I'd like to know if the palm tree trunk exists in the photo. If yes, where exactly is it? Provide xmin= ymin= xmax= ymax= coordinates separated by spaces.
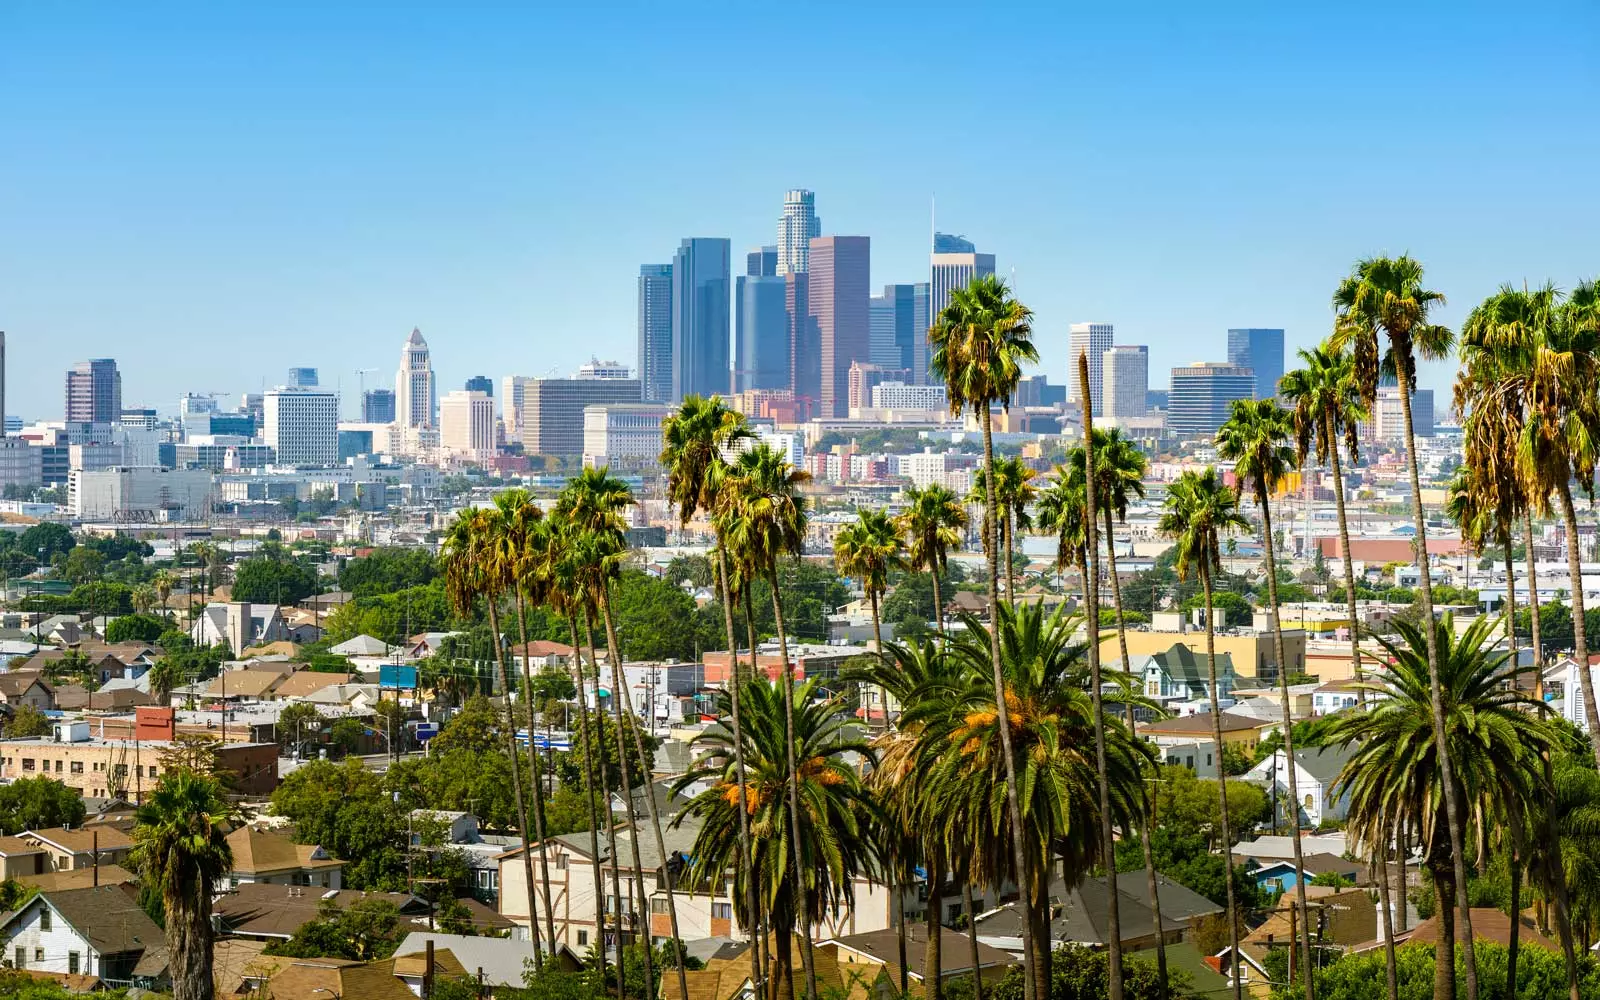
xmin=979 ymin=416 xmax=1036 ymax=1000
xmin=717 ymin=546 xmax=763 ymax=997
xmin=1003 ymin=513 xmax=1016 ymax=604
xmin=567 ymin=613 xmax=609 ymax=984
xmin=1255 ymin=490 xmax=1316 ymax=1000
xmin=1507 ymin=831 xmax=1521 ymax=998
xmin=488 ymin=600 xmax=544 ymax=970
xmin=594 ymin=601 xmax=655 ymax=1000
xmin=931 ymin=564 xmax=945 ymax=641
xmin=1556 ymin=482 xmax=1600 ymax=769
xmin=582 ymin=613 xmax=624 ymax=997
xmin=925 ymin=842 xmax=944 ymax=1000
xmin=599 ymin=584 xmax=687 ymax=1000
xmin=740 ymin=584 xmax=773 ymax=988
xmin=1525 ymin=510 xmax=1544 ymax=686
xmin=1393 ymin=355 xmax=1479 ymax=1000
xmin=870 ymin=587 xmax=888 ymax=732
xmin=768 ymin=566 xmax=818 ymax=1000
xmin=1202 ymin=568 xmax=1243 ymax=1000
xmin=891 ymin=843 xmax=909 ymax=996
xmin=1105 ymin=506 xmax=1168 ymax=998
xmin=1541 ymin=753 xmax=1583 ymax=1000
xmin=167 ymin=891 xmax=216 ymax=1000
xmin=1433 ymin=858 xmax=1457 ymax=1000
xmin=515 ymin=591 xmax=558 ymax=961
xmin=962 ymin=873 xmax=984 ymax=1000
xmin=1078 ymin=362 xmax=1122 ymax=1000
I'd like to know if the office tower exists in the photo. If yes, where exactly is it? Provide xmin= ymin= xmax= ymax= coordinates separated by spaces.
xmin=786 ymin=273 xmax=819 ymax=415
xmin=747 ymin=246 xmax=778 ymax=278
xmin=808 ymin=236 xmax=871 ymax=419
xmin=0 ymin=332 xmax=6 ymax=438
xmin=737 ymin=272 xmax=790 ymax=393
xmin=65 ymin=359 xmax=122 ymax=424
xmin=516 ymin=369 xmax=642 ymax=457
xmin=440 ymin=390 xmax=497 ymax=462
xmin=1372 ymin=386 xmax=1435 ymax=442
xmin=1227 ymin=328 xmax=1286 ymax=399
xmin=777 ymin=190 xmax=821 ymax=276
xmin=868 ymin=284 xmax=928 ymax=377
xmin=671 ymin=238 xmax=731 ymax=401
xmin=500 ymin=376 xmax=530 ymax=443
xmin=1067 ymin=324 xmax=1114 ymax=415
xmin=464 ymin=375 xmax=493 ymax=396
xmin=1146 ymin=389 xmax=1169 ymax=411
xmin=577 ymin=359 xmax=631 ymax=379
xmin=930 ymin=238 xmax=995 ymax=330
xmin=1168 ymin=362 xmax=1256 ymax=438
xmin=263 ymin=386 xmax=339 ymax=465
xmin=362 ymin=388 xmax=396 ymax=423
xmin=286 ymin=367 xmax=319 ymax=388
xmin=637 ymin=263 xmax=674 ymax=403
xmin=394 ymin=327 xmax=436 ymax=428
xmin=1102 ymin=345 xmax=1149 ymax=419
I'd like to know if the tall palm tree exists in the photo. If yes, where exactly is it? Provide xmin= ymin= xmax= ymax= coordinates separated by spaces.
xmin=1525 ymin=744 xmax=1600 ymax=1000
xmin=559 ymin=467 xmax=687 ymax=1000
xmin=716 ymin=443 xmax=818 ymax=998
xmin=1215 ymin=397 xmax=1315 ymax=999
xmin=897 ymin=483 xmax=968 ymax=640
xmin=660 ymin=395 xmax=761 ymax=990
xmin=153 ymin=568 xmax=175 ymax=620
xmin=132 ymin=769 xmax=237 ymax=1000
xmin=673 ymin=678 xmax=876 ymax=1000
xmin=1326 ymin=614 xmax=1555 ymax=1000
xmin=1158 ymin=467 xmax=1250 ymax=1000
xmin=442 ymin=509 xmax=545 ymax=968
xmin=995 ymin=456 xmax=1038 ymax=601
xmin=1332 ymin=254 xmax=1481 ymax=1000
xmin=929 ymin=272 xmax=1041 ymax=999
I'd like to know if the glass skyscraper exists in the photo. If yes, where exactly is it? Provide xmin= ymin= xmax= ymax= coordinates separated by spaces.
xmin=671 ymin=239 xmax=731 ymax=401
xmin=637 ymin=263 xmax=673 ymax=403
xmin=777 ymin=191 xmax=820 ymax=276
xmin=1169 ymin=362 xmax=1256 ymax=438
xmin=869 ymin=284 xmax=929 ymax=378
xmin=736 ymin=273 xmax=789 ymax=392
xmin=1227 ymin=328 xmax=1285 ymax=399
xmin=930 ymin=235 xmax=994 ymax=336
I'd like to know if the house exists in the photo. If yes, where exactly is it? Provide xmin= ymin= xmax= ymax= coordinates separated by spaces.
xmin=1310 ymin=677 xmax=1364 ymax=715
xmin=50 ymin=685 xmax=90 ymax=711
xmin=263 ymin=949 xmax=471 ymax=1000
xmin=21 ymin=827 xmax=135 ymax=873
xmin=0 ymin=836 xmax=49 ymax=879
xmin=1243 ymin=743 xmax=1358 ymax=828
xmin=681 ymin=934 xmax=894 ymax=1000
xmin=270 ymin=670 xmax=356 ymax=701
xmin=1352 ymin=907 xmax=1557 ymax=954
xmin=394 ymin=932 xmax=579 ymax=988
xmin=510 ymin=640 xmax=578 ymax=670
xmin=0 ymin=671 xmax=53 ymax=711
xmin=975 ymin=877 xmax=1188 ymax=954
xmin=1245 ymin=853 xmax=1367 ymax=894
xmin=1546 ymin=655 xmax=1600 ymax=732
xmin=1153 ymin=739 xmax=1219 ymax=779
xmin=0 ymin=883 xmax=166 ymax=985
xmin=1137 ymin=711 xmax=1276 ymax=752
xmin=330 ymin=634 xmax=395 ymax=658
xmin=404 ymin=631 xmax=464 ymax=658
xmin=15 ymin=865 xmax=136 ymax=892
xmin=204 ymin=667 xmax=286 ymax=702
xmin=825 ymin=925 xmax=1013 ymax=989
xmin=224 ymin=827 xmax=345 ymax=890
xmin=410 ymin=809 xmax=478 ymax=846
xmin=1125 ymin=643 xmax=1240 ymax=707
xmin=215 ymin=884 xmax=431 ymax=942
xmin=190 ymin=602 xmax=291 ymax=655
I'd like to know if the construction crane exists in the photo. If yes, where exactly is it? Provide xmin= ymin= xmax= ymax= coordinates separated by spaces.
xmin=353 ymin=368 xmax=379 ymax=395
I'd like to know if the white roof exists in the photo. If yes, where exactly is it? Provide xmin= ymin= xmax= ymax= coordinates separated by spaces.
xmin=330 ymin=634 xmax=392 ymax=656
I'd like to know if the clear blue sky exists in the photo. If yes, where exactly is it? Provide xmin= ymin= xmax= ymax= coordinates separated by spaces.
xmin=3 ymin=2 xmax=1596 ymax=419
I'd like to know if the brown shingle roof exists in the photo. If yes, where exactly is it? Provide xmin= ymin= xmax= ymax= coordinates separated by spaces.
xmin=0 ymin=835 xmax=46 ymax=857
xmin=216 ymin=884 xmax=427 ymax=939
xmin=226 ymin=827 xmax=344 ymax=876
xmin=14 ymin=865 xmax=134 ymax=891
xmin=35 ymin=884 xmax=162 ymax=957
xmin=0 ymin=671 xmax=50 ymax=698
xmin=270 ymin=670 xmax=355 ymax=699
xmin=24 ymin=825 xmax=135 ymax=856
xmin=205 ymin=669 xmax=285 ymax=699
xmin=1138 ymin=711 xmax=1272 ymax=737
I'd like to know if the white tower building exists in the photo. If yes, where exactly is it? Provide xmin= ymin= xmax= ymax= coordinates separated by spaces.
xmin=1102 ymin=345 xmax=1149 ymax=419
xmin=776 ymin=189 xmax=821 ymax=276
xmin=440 ymin=390 xmax=497 ymax=463
xmin=263 ymin=386 xmax=338 ymax=466
xmin=395 ymin=327 xmax=436 ymax=429
xmin=1068 ymin=323 xmax=1114 ymax=416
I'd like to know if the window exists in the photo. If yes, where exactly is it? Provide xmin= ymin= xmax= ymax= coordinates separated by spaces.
xmin=577 ymin=930 xmax=589 ymax=946
xmin=711 ymin=902 xmax=732 ymax=920
xmin=14 ymin=947 xmax=24 ymax=969
xmin=651 ymin=898 xmax=669 ymax=914
xmin=69 ymin=953 xmax=79 ymax=975
xmin=33 ymin=948 xmax=43 ymax=964
xmin=53 ymin=760 xmax=62 ymax=773
xmin=70 ymin=761 xmax=83 ymax=774
xmin=1206 ymin=753 xmax=1213 ymax=766
xmin=555 ymin=855 xmax=567 ymax=871
xmin=21 ymin=759 xmax=33 ymax=772
xmin=40 ymin=909 xmax=50 ymax=932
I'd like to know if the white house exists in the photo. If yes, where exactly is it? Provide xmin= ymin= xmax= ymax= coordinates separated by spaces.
xmin=0 ymin=884 xmax=166 ymax=984
xmin=1243 ymin=744 xmax=1357 ymax=829
xmin=190 ymin=602 xmax=290 ymax=655
xmin=1545 ymin=656 xmax=1600 ymax=732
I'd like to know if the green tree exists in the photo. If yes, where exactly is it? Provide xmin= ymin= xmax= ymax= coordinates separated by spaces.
xmin=896 ymin=483 xmax=968 ymax=640
xmin=4 ymin=705 xmax=54 ymax=739
xmin=19 ymin=522 xmax=74 ymax=561
xmin=337 ymin=546 xmax=438 ymax=597
xmin=0 ymin=776 xmax=86 ymax=833
xmin=276 ymin=701 xmax=324 ymax=754
xmin=833 ymin=508 xmax=905 ymax=656
xmin=230 ymin=555 xmax=318 ymax=605
xmin=105 ymin=613 xmax=167 ymax=644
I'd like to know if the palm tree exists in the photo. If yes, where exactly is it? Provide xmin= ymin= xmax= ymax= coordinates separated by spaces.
xmin=929 ymin=272 xmax=1041 ymax=997
xmin=1158 ymin=467 xmax=1250 ymax=1000
xmin=559 ymin=467 xmax=687 ymax=1000
xmin=834 ymin=508 xmax=905 ymax=657
xmin=442 ymin=509 xmax=545 ymax=969
xmin=716 ymin=443 xmax=818 ymax=998
xmin=1525 ymin=744 xmax=1600 ymax=1000
xmin=673 ymin=678 xmax=875 ymax=1000
xmin=1332 ymin=254 xmax=1481 ymax=1000
xmin=1215 ymin=397 xmax=1315 ymax=999
xmin=995 ymin=456 xmax=1037 ymax=600
xmin=1325 ymin=614 xmax=1555 ymax=1000
xmin=132 ymin=769 xmax=237 ymax=1000
xmin=660 ymin=394 xmax=761 ymax=990
xmin=896 ymin=484 xmax=968 ymax=640
xmin=153 ymin=569 xmax=175 ymax=620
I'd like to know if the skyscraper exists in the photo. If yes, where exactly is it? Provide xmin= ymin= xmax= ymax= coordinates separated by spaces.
xmin=637 ymin=263 xmax=673 ymax=403
xmin=777 ymin=190 xmax=821 ymax=276
xmin=787 ymin=274 xmax=819 ymax=415
xmin=808 ymin=236 xmax=871 ymax=419
xmin=747 ymin=246 xmax=778 ymax=277
xmin=394 ymin=328 xmax=436 ymax=429
xmin=1227 ymin=328 xmax=1285 ymax=399
xmin=930 ymin=237 xmax=995 ymax=332
xmin=361 ymin=388 xmax=396 ymax=424
xmin=286 ymin=367 xmax=319 ymax=388
xmin=868 ymin=284 xmax=927 ymax=377
xmin=671 ymin=238 xmax=731 ymax=401
xmin=263 ymin=386 xmax=338 ymax=466
xmin=1169 ymin=362 xmax=1256 ymax=438
xmin=464 ymin=375 xmax=494 ymax=396
xmin=440 ymin=390 xmax=497 ymax=462
xmin=1102 ymin=345 xmax=1149 ymax=419
xmin=65 ymin=359 xmax=121 ymax=425
xmin=1067 ymin=323 xmax=1114 ymax=416
xmin=736 ymin=272 xmax=789 ymax=392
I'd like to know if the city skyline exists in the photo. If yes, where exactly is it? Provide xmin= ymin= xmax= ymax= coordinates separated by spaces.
xmin=4 ymin=5 xmax=1597 ymax=417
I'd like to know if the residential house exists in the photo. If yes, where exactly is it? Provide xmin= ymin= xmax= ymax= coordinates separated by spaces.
xmin=204 ymin=668 xmax=286 ymax=703
xmin=215 ymin=884 xmax=431 ymax=943
xmin=1231 ymin=833 xmax=1350 ymax=862
xmin=330 ymin=634 xmax=393 ymax=658
xmin=50 ymin=685 xmax=90 ymax=711
xmin=270 ymin=670 xmax=355 ymax=701
xmin=1125 ymin=643 xmax=1239 ymax=708
xmin=15 ymin=865 xmax=135 ymax=892
xmin=190 ymin=602 xmax=291 ymax=655
xmin=0 ymin=884 xmax=166 ymax=985
xmin=0 ymin=672 xmax=53 ymax=711
xmin=21 ymin=826 xmax=135 ymax=872
xmin=1243 ymin=743 xmax=1358 ymax=829
xmin=1351 ymin=907 xmax=1557 ymax=954
xmin=1244 ymin=853 xmax=1367 ymax=894
xmin=826 ymin=925 xmax=1013 ymax=990
xmin=394 ymin=932 xmax=578 ymax=989
xmin=975 ymin=877 xmax=1190 ymax=954
xmin=510 ymin=640 xmax=578 ymax=671
xmin=1546 ymin=655 xmax=1600 ymax=732
xmin=680 ymin=935 xmax=895 ymax=1000
xmin=0 ymin=836 xmax=48 ymax=879
xmin=263 ymin=950 xmax=471 ymax=1000
xmin=1153 ymin=739 xmax=1219 ymax=779
xmin=224 ymin=827 xmax=345 ymax=889
xmin=1137 ymin=711 xmax=1276 ymax=755
xmin=1311 ymin=677 xmax=1363 ymax=715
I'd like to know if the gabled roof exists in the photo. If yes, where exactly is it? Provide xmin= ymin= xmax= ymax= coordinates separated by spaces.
xmin=0 ymin=671 xmax=51 ymax=697
xmin=0 ymin=835 xmax=46 ymax=858
xmin=26 ymin=884 xmax=162 ymax=957
xmin=205 ymin=668 xmax=284 ymax=699
xmin=1139 ymin=711 xmax=1270 ymax=737
xmin=15 ymin=864 xmax=135 ymax=891
xmin=24 ymin=825 xmax=134 ymax=856
xmin=271 ymin=670 xmax=356 ymax=699
xmin=1131 ymin=643 xmax=1237 ymax=685
xmin=226 ymin=827 xmax=344 ymax=876
xmin=330 ymin=634 xmax=393 ymax=656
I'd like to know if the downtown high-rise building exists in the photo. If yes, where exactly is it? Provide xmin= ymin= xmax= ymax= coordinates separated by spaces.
xmin=747 ymin=245 xmax=778 ymax=278
xmin=930 ymin=234 xmax=995 ymax=331
xmin=869 ymin=283 xmax=930 ymax=380
xmin=286 ymin=367 xmax=319 ymax=388
xmin=1067 ymin=323 xmax=1114 ymax=416
xmin=394 ymin=328 xmax=436 ymax=429
xmin=787 ymin=274 xmax=819 ymax=416
xmin=671 ymin=238 xmax=731 ymax=401
xmin=808 ymin=236 xmax=871 ymax=419
xmin=777 ymin=190 xmax=821 ymax=276
xmin=65 ymin=359 xmax=121 ymax=425
xmin=1227 ymin=327 xmax=1285 ymax=400
xmin=1102 ymin=345 xmax=1149 ymax=419
xmin=637 ymin=263 xmax=673 ymax=403
xmin=736 ymin=273 xmax=789 ymax=393
xmin=440 ymin=389 xmax=497 ymax=462
xmin=361 ymin=388 xmax=396 ymax=423
xmin=464 ymin=375 xmax=494 ymax=396
xmin=263 ymin=385 xmax=338 ymax=465
xmin=1169 ymin=362 xmax=1255 ymax=439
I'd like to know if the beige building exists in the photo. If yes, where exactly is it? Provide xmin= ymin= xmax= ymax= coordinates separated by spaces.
xmin=0 ymin=722 xmax=278 ymax=801
xmin=225 ymin=827 xmax=344 ymax=890
xmin=21 ymin=826 xmax=134 ymax=872
xmin=439 ymin=389 xmax=496 ymax=464
xmin=1100 ymin=613 xmax=1307 ymax=682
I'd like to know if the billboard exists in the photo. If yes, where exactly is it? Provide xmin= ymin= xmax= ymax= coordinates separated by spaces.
xmin=379 ymin=664 xmax=419 ymax=690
